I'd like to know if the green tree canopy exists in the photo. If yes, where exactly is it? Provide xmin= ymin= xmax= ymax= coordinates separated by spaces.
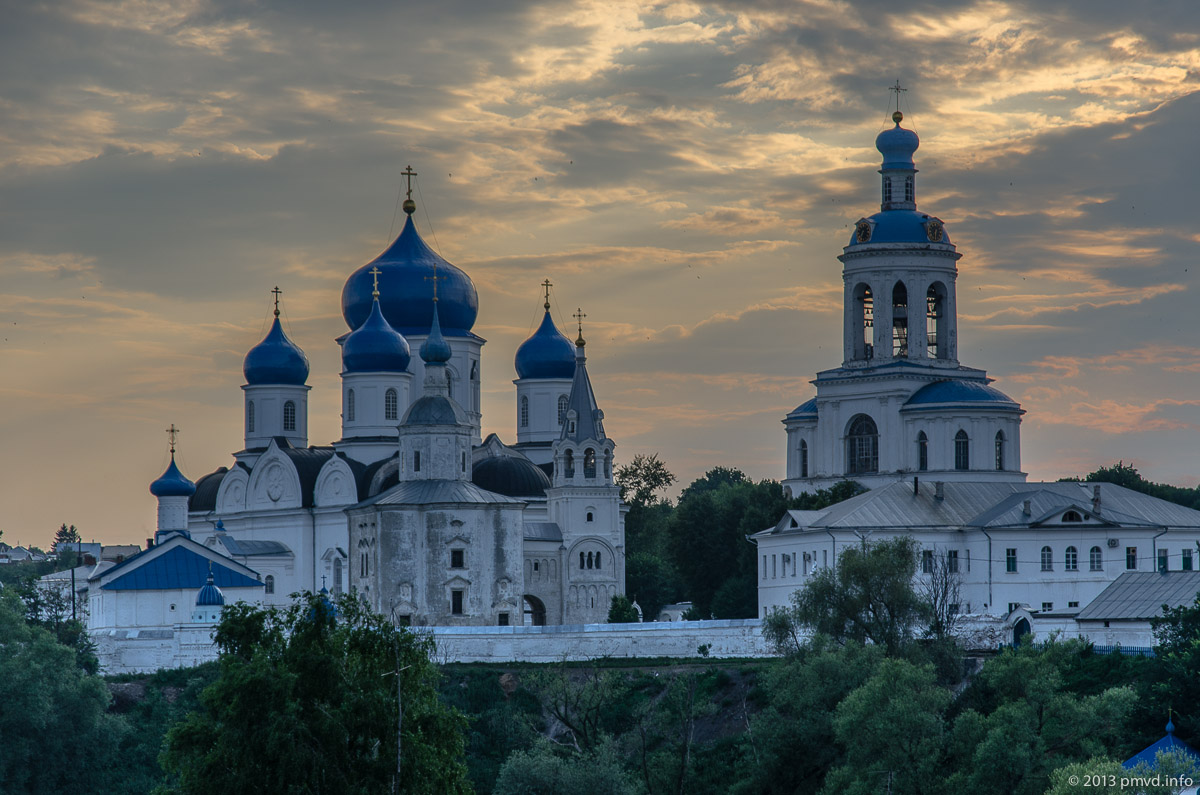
xmin=615 ymin=453 xmax=677 ymax=509
xmin=161 ymin=593 xmax=470 ymax=795
xmin=608 ymin=594 xmax=640 ymax=623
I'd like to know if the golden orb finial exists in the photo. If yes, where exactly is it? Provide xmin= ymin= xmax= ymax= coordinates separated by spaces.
xmin=892 ymin=110 xmax=904 ymax=124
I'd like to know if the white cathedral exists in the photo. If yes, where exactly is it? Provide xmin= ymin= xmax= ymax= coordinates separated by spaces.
xmin=88 ymin=189 xmax=626 ymax=667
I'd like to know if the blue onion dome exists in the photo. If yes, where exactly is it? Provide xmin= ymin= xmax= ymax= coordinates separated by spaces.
xmin=419 ymin=302 xmax=453 ymax=364
xmin=244 ymin=316 xmax=310 ymax=385
xmin=150 ymin=456 xmax=196 ymax=497
xmin=342 ymin=215 xmax=479 ymax=336
xmin=196 ymin=571 xmax=225 ymax=606
xmin=515 ymin=310 xmax=576 ymax=379
xmin=876 ymin=112 xmax=919 ymax=170
xmin=342 ymin=297 xmax=411 ymax=373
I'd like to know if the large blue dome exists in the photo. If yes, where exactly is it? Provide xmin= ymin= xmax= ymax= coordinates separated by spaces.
xmin=244 ymin=317 xmax=310 ymax=385
xmin=342 ymin=297 xmax=411 ymax=373
xmin=515 ymin=310 xmax=576 ymax=379
xmin=847 ymin=210 xmax=952 ymax=246
xmin=902 ymin=380 xmax=1021 ymax=411
xmin=876 ymin=122 xmax=919 ymax=170
xmin=342 ymin=216 xmax=478 ymax=337
xmin=150 ymin=456 xmax=196 ymax=497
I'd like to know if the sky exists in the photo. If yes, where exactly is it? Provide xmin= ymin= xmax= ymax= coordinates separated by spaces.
xmin=3 ymin=0 xmax=1200 ymax=549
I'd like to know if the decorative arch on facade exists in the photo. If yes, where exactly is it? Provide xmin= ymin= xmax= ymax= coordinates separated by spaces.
xmin=215 ymin=466 xmax=250 ymax=514
xmin=246 ymin=447 xmax=304 ymax=510
xmin=314 ymin=455 xmax=357 ymax=507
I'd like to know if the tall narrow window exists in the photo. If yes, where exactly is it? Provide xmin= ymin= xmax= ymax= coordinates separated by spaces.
xmin=584 ymin=448 xmax=596 ymax=478
xmin=926 ymin=284 xmax=945 ymax=359
xmin=264 ymin=575 xmax=275 ymax=595
xmin=1006 ymin=548 xmax=1017 ymax=573
xmin=947 ymin=550 xmax=959 ymax=573
xmin=995 ymin=431 xmax=1005 ymax=471
xmin=446 ymin=376 xmax=453 ymax=399
xmin=595 ymin=551 xmax=601 ymax=568
xmin=520 ymin=396 xmax=529 ymax=428
xmin=799 ymin=440 xmax=809 ymax=478
xmin=564 ymin=450 xmax=575 ymax=479
xmin=384 ymin=388 xmax=398 ymax=421
xmin=1184 ymin=549 xmax=1194 ymax=571
xmin=247 ymin=401 xmax=255 ymax=433
xmin=1065 ymin=546 xmax=1078 ymax=571
xmin=1126 ymin=547 xmax=1137 ymax=570
xmin=954 ymin=429 xmax=970 ymax=470
xmin=580 ymin=551 xmax=586 ymax=569
xmin=333 ymin=559 xmax=342 ymax=594
xmin=892 ymin=282 xmax=908 ymax=357
xmin=558 ymin=395 xmax=568 ymax=425
xmin=904 ymin=175 xmax=914 ymax=202
xmin=414 ymin=450 xmax=421 ymax=472
xmin=1158 ymin=549 xmax=1169 ymax=573
xmin=283 ymin=401 xmax=296 ymax=432
xmin=882 ymin=177 xmax=892 ymax=204
xmin=586 ymin=552 xmax=594 ymax=569
xmin=451 ymin=590 xmax=463 ymax=615
xmin=922 ymin=550 xmax=934 ymax=574
xmin=1041 ymin=546 xmax=1053 ymax=572
xmin=1090 ymin=546 xmax=1103 ymax=571
xmin=347 ymin=389 xmax=355 ymax=422
xmin=917 ymin=431 xmax=928 ymax=472
xmin=846 ymin=415 xmax=879 ymax=475
xmin=854 ymin=284 xmax=874 ymax=360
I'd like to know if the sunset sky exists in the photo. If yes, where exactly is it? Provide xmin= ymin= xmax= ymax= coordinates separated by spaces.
xmin=3 ymin=0 xmax=1200 ymax=549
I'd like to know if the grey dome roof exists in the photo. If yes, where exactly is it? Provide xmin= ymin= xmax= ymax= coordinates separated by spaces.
xmin=472 ymin=455 xmax=551 ymax=498
xmin=402 ymin=394 xmax=466 ymax=426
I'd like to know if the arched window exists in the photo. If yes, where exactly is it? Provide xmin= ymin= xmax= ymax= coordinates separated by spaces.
xmin=586 ymin=552 xmax=594 ymax=570
xmin=1065 ymin=546 xmax=1078 ymax=571
xmin=954 ymin=429 xmax=970 ymax=471
xmin=846 ymin=415 xmax=879 ymax=475
xmin=892 ymin=281 xmax=908 ymax=357
xmin=917 ymin=431 xmax=928 ymax=472
xmin=799 ymin=440 xmax=809 ymax=478
xmin=446 ymin=375 xmax=453 ymax=399
xmin=283 ymin=401 xmax=296 ymax=432
xmin=333 ymin=558 xmax=343 ymax=594
xmin=926 ymin=284 xmax=946 ymax=359
xmin=1041 ymin=546 xmax=1053 ymax=572
xmin=586 ymin=511 xmax=594 ymax=522
xmin=347 ymin=389 xmax=355 ymax=422
xmin=595 ymin=551 xmax=602 ymax=569
xmin=995 ymin=430 xmax=1005 ymax=471
xmin=384 ymin=388 xmax=398 ymax=421
xmin=520 ymin=396 xmax=529 ymax=428
xmin=584 ymin=448 xmax=596 ymax=478
xmin=413 ymin=450 xmax=421 ymax=472
xmin=558 ymin=395 xmax=569 ymax=425
xmin=247 ymin=401 xmax=255 ymax=433
xmin=854 ymin=284 xmax=874 ymax=360
xmin=1090 ymin=546 xmax=1103 ymax=571
xmin=564 ymin=450 xmax=575 ymax=479
xmin=264 ymin=575 xmax=274 ymax=595
xmin=579 ymin=551 xmax=585 ymax=569
xmin=1063 ymin=510 xmax=1083 ymax=523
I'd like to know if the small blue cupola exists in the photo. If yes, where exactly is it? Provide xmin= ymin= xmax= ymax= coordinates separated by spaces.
xmin=243 ymin=299 xmax=310 ymax=386
xmin=342 ymin=294 xmax=412 ymax=374
xmin=195 ymin=568 xmax=226 ymax=607
xmin=419 ymin=299 xmax=453 ymax=364
xmin=876 ymin=111 xmax=920 ymax=171
xmin=150 ymin=455 xmax=196 ymax=498
xmin=515 ymin=302 xmax=576 ymax=380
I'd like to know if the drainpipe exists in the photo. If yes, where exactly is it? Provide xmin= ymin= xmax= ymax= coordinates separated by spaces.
xmin=981 ymin=528 xmax=994 ymax=612
xmin=1152 ymin=526 xmax=1168 ymax=573
xmin=825 ymin=529 xmax=837 ymax=571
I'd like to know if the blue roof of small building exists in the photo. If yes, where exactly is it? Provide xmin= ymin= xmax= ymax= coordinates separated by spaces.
xmin=218 ymin=536 xmax=293 ymax=557
xmin=101 ymin=545 xmax=262 ymax=591
xmin=788 ymin=397 xmax=818 ymax=418
xmin=902 ymin=380 xmax=1020 ymax=411
xmin=1124 ymin=721 xmax=1200 ymax=770
xmin=341 ymin=297 xmax=411 ymax=373
xmin=243 ymin=317 xmax=310 ymax=385
xmin=150 ymin=456 xmax=196 ymax=497
xmin=341 ymin=215 xmax=479 ymax=337
xmin=515 ymin=310 xmax=576 ymax=379
xmin=847 ymin=210 xmax=952 ymax=247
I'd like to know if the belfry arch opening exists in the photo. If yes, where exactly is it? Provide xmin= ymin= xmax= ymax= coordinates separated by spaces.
xmin=892 ymin=281 xmax=908 ymax=357
xmin=523 ymin=594 xmax=547 ymax=626
xmin=853 ymin=283 xmax=873 ymax=360
xmin=927 ymin=283 xmax=947 ymax=359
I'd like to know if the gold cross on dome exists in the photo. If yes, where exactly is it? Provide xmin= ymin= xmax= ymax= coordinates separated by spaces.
xmin=573 ymin=307 xmax=586 ymax=339
xmin=369 ymin=266 xmax=382 ymax=299
xmin=541 ymin=278 xmax=553 ymax=311
xmin=401 ymin=165 xmax=418 ymax=200
xmin=889 ymin=79 xmax=907 ymax=112
xmin=166 ymin=423 xmax=179 ymax=454
xmin=424 ymin=265 xmax=445 ymax=302
xmin=271 ymin=285 xmax=282 ymax=317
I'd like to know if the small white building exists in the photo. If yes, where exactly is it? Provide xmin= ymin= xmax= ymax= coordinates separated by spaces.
xmin=754 ymin=480 xmax=1200 ymax=623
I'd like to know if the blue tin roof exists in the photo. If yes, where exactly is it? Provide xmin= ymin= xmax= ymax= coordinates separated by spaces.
xmin=788 ymin=397 xmax=818 ymax=418
xmin=150 ymin=456 xmax=196 ymax=497
xmin=341 ymin=215 xmax=478 ymax=337
xmin=243 ymin=316 xmax=310 ymax=385
xmin=342 ymin=296 xmax=411 ymax=373
xmin=101 ymin=545 xmax=262 ymax=591
xmin=1124 ymin=721 xmax=1200 ymax=770
xmin=902 ymin=380 xmax=1020 ymax=411
xmin=848 ymin=210 xmax=952 ymax=246
xmin=515 ymin=310 xmax=576 ymax=379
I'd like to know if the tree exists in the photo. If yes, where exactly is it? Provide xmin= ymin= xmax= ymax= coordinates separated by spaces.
xmin=615 ymin=453 xmax=677 ymax=509
xmin=608 ymin=594 xmax=640 ymax=623
xmin=1151 ymin=594 xmax=1200 ymax=742
xmin=766 ymin=536 xmax=929 ymax=656
xmin=493 ymin=738 xmax=635 ymax=795
xmin=522 ymin=664 xmax=629 ymax=753
xmin=0 ymin=590 xmax=125 ymax=794
xmin=161 ymin=592 xmax=470 ymax=795
xmin=919 ymin=550 xmax=963 ymax=642
xmin=625 ymin=551 xmax=681 ymax=622
xmin=52 ymin=523 xmax=81 ymax=553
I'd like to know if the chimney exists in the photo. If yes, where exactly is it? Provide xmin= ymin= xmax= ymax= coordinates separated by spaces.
xmin=146 ymin=537 xmax=154 ymax=549
xmin=1092 ymin=484 xmax=1102 ymax=515
xmin=1022 ymin=500 xmax=1031 ymax=517
xmin=935 ymin=481 xmax=944 ymax=501
xmin=913 ymin=476 xmax=919 ymax=496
